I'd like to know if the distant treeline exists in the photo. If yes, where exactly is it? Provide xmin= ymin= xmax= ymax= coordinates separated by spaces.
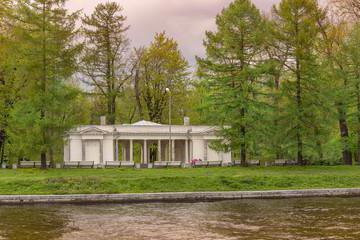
xmin=0 ymin=0 xmax=359 ymax=167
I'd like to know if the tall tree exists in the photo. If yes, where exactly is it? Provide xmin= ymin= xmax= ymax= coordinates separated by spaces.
xmin=197 ymin=0 xmax=269 ymax=166
xmin=81 ymin=2 xmax=133 ymax=124
xmin=135 ymin=32 xmax=189 ymax=123
xmin=272 ymin=0 xmax=326 ymax=164
xmin=8 ymin=0 xmax=81 ymax=168
xmin=342 ymin=24 xmax=360 ymax=162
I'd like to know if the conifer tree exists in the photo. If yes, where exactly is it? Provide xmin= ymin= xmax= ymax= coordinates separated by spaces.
xmin=8 ymin=0 xmax=81 ymax=168
xmin=197 ymin=0 xmax=270 ymax=165
xmin=272 ymin=0 xmax=326 ymax=164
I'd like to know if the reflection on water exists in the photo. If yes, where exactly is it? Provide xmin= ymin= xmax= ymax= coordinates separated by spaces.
xmin=0 ymin=198 xmax=360 ymax=239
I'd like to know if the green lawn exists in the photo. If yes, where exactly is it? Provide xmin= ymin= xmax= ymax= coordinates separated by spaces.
xmin=0 ymin=166 xmax=360 ymax=195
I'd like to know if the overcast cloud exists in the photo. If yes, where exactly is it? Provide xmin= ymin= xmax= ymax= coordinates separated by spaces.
xmin=66 ymin=0 xmax=281 ymax=65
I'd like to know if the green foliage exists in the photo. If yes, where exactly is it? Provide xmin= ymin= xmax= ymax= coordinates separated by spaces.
xmin=81 ymin=2 xmax=132 ymax=124
xmin=4 ymin=0 xmax=82 ymax=164
xmin=135 ymin=32 xmax=190 ymax=123
xmin=197 ymin=0 xmax=273 ymax=164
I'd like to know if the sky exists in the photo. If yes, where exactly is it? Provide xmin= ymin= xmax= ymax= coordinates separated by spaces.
xmin=66 ymin=0 xmax=281 ymax=65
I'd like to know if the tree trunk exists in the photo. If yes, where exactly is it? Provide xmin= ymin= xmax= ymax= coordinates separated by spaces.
xmin=134 ymin=68 xmax=144 ymax=119
xmin=356 ymin=82 xmax=360 ymax=163
xmin=338 ymin=105 xmax=352 ymax=165
xmin=240 ymin=108 xmax=246 ymax=166
xmin=296 ymin=59 xmax=303 ymax=165
xmin=41 ymin=151 xmax=47 ymax=169
xmin=0 ymin=129 xmax=5 ymax=164
xmin=107 ymin=95 xmax=116 ymax=124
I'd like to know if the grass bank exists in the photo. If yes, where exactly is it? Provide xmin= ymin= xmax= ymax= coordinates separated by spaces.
xmin=0 ymin=166 xmax=360 ymax=195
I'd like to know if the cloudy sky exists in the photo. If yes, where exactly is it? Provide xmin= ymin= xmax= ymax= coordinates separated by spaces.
xmin=66 ymin=0 xmax=281 ymax=65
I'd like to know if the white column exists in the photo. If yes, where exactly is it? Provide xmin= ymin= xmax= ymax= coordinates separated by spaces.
xmin=122 ymin=144 xmax=126 ymax=161
xmin=144 ymin=140 xmax=148 ymax=163
xmin=185 ymin=139 xmax=189 ymax=163
xmin=82 ymin=140 xmax=85 ymax=161
xmin=172 ymin=140 xmax=175 ymax=162
xmin=130 ymin=140 xmax=133 ymax=162
xmin=115 ymin=140 xmax=119 ymax=161
xmin=190 ymin=140 xmax=193 ymax=161
xmin=158 ymin=140 xmax=161 ymax=162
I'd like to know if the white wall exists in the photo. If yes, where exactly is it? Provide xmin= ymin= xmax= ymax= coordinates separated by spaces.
xmin=192 ymin=139 xmax=205 ymax=160
xmin=85 ymin=140 xmax=100 ymax=164
xmin=70 ymin=139 xmax=82 ymax=161
xmin=103 ymin=138 xmax=114 ymax=162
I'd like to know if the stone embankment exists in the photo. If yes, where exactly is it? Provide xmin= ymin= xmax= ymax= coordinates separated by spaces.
xmin=0 ymin=188 xmax=359 ymax=204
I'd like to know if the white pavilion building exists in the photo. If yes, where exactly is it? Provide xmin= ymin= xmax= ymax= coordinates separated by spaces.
xmin=63 ymin=118 xmax=231 ymax=166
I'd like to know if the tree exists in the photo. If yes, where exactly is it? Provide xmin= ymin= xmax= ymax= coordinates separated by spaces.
xmin=8 ymin=0 xmax=81 ymax=168
xmin=197 ymin=0 xmax=270 ymax=166
xmin=331 ymin=0 xmax=360 ymax=20
xmin=81 ymin=2 xmax=133 ymax=124
xmin=0 ymin=0 xmax=18 ymax=164
xmin=135 ymin=32 xmax=189 ymax=123
xmin=272 ymin=0 xmax=326 ymax=165
xmin=342 ymin=24 xmax=360 ymax=162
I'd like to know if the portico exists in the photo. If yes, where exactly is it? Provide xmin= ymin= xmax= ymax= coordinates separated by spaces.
xmin=64 ymin=119 xmax=232 ymax=166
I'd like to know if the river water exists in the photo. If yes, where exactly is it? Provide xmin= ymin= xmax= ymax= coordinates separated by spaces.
xmin=0 ymin=197 xmax=359 ymax=239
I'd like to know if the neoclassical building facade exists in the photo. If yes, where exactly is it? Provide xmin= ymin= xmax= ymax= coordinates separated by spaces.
xmin=64 ymin=119 xmax=231 ymax=165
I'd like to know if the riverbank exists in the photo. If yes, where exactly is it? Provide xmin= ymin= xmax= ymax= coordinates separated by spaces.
xmin=1 ymin=188 xmax=360 ymax=204
xmin=0 ymin=166 xmax=360 ymax=195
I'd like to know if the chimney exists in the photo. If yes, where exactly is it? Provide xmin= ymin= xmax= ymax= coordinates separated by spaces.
xmin=184 ymin=116 xmax=190 ymax=126
xmin=100 ymin=116 xmax=106 ymax=125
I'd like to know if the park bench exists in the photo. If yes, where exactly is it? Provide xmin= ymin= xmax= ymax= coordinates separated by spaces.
xmin=207 ymin=161 xmax=222 ymax=167
xmin=246 ymin=160 xmax=260 ymax=166
xmin=194 ymin=161 xmax=209 ymax=167
xmin=63 ymin=161 xmax=80 ymax=168
xmin=153 ymin=161 xmax=168 ymax=168
xmin=19 ymin=161 xmax=50 ymax=168
xmin=19 ymin=161 xmax=36 ymax=168
xmin=274 ymin=159 xmax=287 ymax=166
xmin=78 ymin=161 xmax=94 ymax=168
xmin=120 ymin=161 xmax=135 ymax=168
xmin=286 ymin=160 xmax=298 ymax=166
xmin=105 ymin=161 xmax=121 ymax=168
xmin=167 ymin=161 xmax=182 ymax=168
xmin=232 ymin=160 xmax=242 ymax=166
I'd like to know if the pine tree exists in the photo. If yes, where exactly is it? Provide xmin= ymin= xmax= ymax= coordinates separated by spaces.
xmin=8 ymin=0 xmax=81 ymax=168
xmin=197 ymin=0 xmax=270 ymax=166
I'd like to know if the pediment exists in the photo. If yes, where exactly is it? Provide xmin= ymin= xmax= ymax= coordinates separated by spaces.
xmin=79 ymin=127 xmax=109 ymax=135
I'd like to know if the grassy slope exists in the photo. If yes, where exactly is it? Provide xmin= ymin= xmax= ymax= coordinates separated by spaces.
xmin=0 ymin=166 xmax=359 ymax=195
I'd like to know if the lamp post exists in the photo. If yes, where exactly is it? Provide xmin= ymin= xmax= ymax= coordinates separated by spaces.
xmin=165 ymin=87 xmax=172 ymax=162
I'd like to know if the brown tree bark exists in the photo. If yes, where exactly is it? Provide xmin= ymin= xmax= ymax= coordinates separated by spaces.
xmin=338 ymin=104 xmax=352 ymax=165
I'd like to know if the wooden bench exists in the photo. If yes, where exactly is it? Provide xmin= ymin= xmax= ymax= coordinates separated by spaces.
xmin=167 ymin=161 xmax=182 ymax=168
xmin=78 ymin=161 xmax=94 ymax=168
xmin=153 ymin=161 xmax=169 ymax=168
xmin=194 ymin=161 xmax=209 ymax=167
xmin=19 ymin=161 xmax=50 ymax=168
xmin=247 ymin=160 xmax=260 ymax=166
xmin=63 ymin=161 xmax=80 ymax=168
xmin=232 ymin=160 xmax=242 ymax=166
xmin=120 ymin=161 xmax=135 ymax=168
xmin=274 ymin=159 xmax=287 ymax=166
xmin=105 ymin=161 xmax=121 ymax=168
xmin=207 ymin=161 xmax=222 ymax=167
xmin=286 ymin=160 xmax=298 ymax=166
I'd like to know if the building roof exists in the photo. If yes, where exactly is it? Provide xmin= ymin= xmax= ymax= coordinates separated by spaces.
xmin=68 ymin=120 xmax=220 ymax=136
xmin=129 ymin=120 xmax=163 ymax=126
